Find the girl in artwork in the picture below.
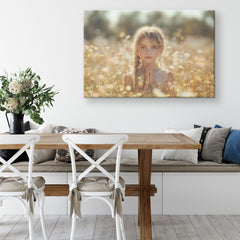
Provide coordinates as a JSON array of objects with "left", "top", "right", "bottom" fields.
[{"left": 124, "top": 26, "right": 176, "bottom": 97}]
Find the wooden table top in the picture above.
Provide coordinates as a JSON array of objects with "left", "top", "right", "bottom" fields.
[{"left": 0, "top": 133, "right": 201, "bottom": 150}]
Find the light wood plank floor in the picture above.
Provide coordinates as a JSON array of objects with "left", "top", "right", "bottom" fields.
[{"left": 1, "top": 215, "right": 240, "bottom": 240}]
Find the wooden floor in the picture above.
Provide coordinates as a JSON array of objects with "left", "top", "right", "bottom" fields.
[{"left": 1, "top": 215, "right": 240, "bottom": 240}]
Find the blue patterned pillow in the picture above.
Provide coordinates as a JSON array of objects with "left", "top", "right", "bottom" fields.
[{"left": 215, "top": 124, "right": 240, "bottom": 165}]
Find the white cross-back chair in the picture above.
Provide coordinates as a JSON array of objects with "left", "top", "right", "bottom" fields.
[
  {"left": 0, "top": 135, "right": 48, "bottom": 240},
  {"left": 62, "top": 134, "right": 129, "bottom": 240}
]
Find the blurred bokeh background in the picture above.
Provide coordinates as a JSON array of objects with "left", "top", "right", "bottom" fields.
[{"left": 84, "top": 10, "right": 215, "bottom": 98}]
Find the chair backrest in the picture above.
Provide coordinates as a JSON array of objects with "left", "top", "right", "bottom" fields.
[
  {"left": 0, "top": 134, "right": 40, "bottom": 188},
  {"left": 62, "top": 134, "right": 129, "bottom": 190}
]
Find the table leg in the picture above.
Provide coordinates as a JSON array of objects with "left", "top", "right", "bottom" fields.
[
  {"left": 138, "top": 198, "right": 140, "bottom": 226},
  {"left": 138, "top": 149, "right": 152, "bottom": 240}
]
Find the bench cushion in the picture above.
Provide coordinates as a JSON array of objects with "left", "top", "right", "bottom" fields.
[{"left": 2, "top": 158, "right": 240, "bottom": 172}]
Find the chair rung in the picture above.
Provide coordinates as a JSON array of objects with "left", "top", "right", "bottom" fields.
[{"left": 44, "top": 184, "right": 157, "bottom": 196}]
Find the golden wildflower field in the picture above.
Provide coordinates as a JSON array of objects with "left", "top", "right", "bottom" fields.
[{"left": 84, "top": 36, "right": 215, "bottom": 98}]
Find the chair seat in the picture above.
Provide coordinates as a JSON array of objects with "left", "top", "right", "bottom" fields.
[
  {"left": 0, "top": 176, "right": 45, "bottom": 192},
  {"left": 77, "top": 176, "right": 125, "bottom": 192}
]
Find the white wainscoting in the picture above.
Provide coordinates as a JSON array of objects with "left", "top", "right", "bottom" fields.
[{"left": 163, "top": 173, "right": 240, "bottom": 215}]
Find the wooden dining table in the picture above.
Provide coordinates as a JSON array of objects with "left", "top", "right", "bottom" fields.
[{"left": 0, "top": 133, "right": 201, "bottom": 240}]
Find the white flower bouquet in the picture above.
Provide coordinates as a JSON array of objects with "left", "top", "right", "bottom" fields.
[{"left": 0, "top": 68, "right": 58, "bottom": 124}]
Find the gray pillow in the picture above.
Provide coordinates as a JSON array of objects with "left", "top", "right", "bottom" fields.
[{"left": 201, "top": 128, "right": 231, "bottom": 163}]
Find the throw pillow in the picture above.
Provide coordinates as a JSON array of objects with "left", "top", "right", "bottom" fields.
[
  {"left": 53, "top": 126, "right": 96, "bottom": 162},
  {"left": 26, "top": 123, "right": 56, "bottom": 164},
  {"left": 161, "top": 127, "right": 203, "bottom": 164},
  {"left": 194, "top": 124, "right": 211, "bottom": 160},
  {"left": 0, "top": 121, "right": 31, "bottom": 163},
  {"left": 215, "top": 124, "right": 240, "bottom": 165},
  {"left": 201, "top": 127, "right": 231, "bottom": 163}
]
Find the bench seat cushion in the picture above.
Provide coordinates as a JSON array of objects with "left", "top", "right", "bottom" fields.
[{"left": 2, "top": 158, "right": 240, "bottom": 172}]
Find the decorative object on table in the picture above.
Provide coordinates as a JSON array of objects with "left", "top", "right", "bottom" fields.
[
  {"left": 84, "top": 10, "right": 215, "bottom": 98},
  {"left": 7, "top": 112, "right": 24, "bottom": 134},
  {"left": 0, "top": 67, "right": 58, "bottom": 134}
]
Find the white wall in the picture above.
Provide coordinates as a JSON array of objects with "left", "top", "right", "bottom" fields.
[{"left": 0, "top": 0, "right": 239, "bottom": 133}]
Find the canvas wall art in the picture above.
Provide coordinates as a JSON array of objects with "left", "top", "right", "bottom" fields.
[{"left": 84, "top": 10, "right": 215, "bottom": 98}]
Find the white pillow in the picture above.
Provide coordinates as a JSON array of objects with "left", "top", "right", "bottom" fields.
[
  {"left": 26, "top": 123, "right": 55, "bottom": 164},
  {"left": 37, "top": 122, "right": 54, "bottom": 133},
  {"left": 161, "top": 127, "right": 203, "bottom": 164},
  {"left": 29, "top": 122, "right": 54, "bottom": 132}
]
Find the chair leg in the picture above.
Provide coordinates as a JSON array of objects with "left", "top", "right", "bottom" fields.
[
  {"left": 39, "top": 191, "right": 48, "bottom": 240},
  {"left": 28, "top": 211, "right": 34, "bottom": 240},
  {"left": 119, "top": 215, "right": 126, "bottom": 240},
  {"left": 70, "top": 211, "right": 77, "bottom": 240},
  {"left": 115, "top": 214, "right": 121, "bottom": 240}
]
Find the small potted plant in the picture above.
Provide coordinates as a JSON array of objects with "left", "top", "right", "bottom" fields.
[{"left": 0, "top": 67, "right": 58, "bottom": 133}]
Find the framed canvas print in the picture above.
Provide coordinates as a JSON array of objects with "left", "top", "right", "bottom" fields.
[{"left": 84, "top": 10, "right": 215, "bottom": 98}]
